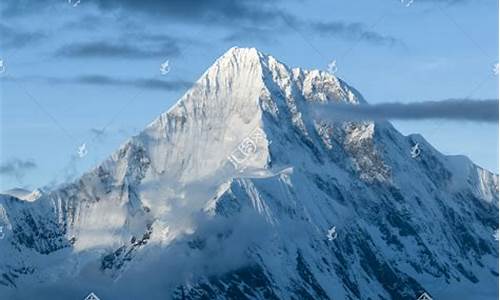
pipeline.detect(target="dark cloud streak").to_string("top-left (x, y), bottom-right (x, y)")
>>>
top-left (93, 0), bottom-right (279, 25)
top-left (311, 21), bottom-right (400, 46)
top-left (72, 75), bottom-right (193, 91)
top-left (312, 99), bottom-right (499, 123)
top-left (3, 75), bottom-right (193, 91)
top-left (54, 40), bottom-right (180, 59)
top-left (1, 0), bottom-right (279, 25)
top-left (0, 23), bottom-right (45, 49)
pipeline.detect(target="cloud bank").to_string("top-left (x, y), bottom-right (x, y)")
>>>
top-left (2, 0), bottom-right (399, 49)
top-left (0, 206), bottom-right (273, 300)
top-left (312, 99), bottom-right (499, 123)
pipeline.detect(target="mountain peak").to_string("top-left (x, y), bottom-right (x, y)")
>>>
top-left (223, 46), bottom-right (263, 58)
top-left (211, 47), bottom-right (265, 70)
top-left (136, 48), bottom-right (369, 184)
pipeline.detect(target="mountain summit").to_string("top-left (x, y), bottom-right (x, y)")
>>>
top-left (0, 47), bottom-right (498, 300)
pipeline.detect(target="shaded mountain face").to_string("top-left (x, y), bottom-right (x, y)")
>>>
top-left (0, 47), bottom-right (498, 300)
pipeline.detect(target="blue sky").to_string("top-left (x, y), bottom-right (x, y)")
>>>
top-left (0, 0), bottom-right (498, 191)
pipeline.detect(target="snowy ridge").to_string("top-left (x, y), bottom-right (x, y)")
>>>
top-left (0, 47), bottom-right (497, 300)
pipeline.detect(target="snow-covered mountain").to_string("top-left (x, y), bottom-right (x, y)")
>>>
top-left (0, 47), bottom-right (498, 300)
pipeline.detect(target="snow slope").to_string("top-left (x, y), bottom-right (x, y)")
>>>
top-left (0, 47), bottom-right (497, 300)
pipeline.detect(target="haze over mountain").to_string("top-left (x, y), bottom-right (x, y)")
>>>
top-left (0, 47), bottom-right (498, 300)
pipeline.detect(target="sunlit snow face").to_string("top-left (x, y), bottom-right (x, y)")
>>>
top-left (72, 201), bottom-right (128, 251)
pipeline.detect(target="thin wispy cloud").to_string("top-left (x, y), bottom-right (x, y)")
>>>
top-left (88, 127), bottom-right (134, 143)
top-left (312, 99), bottom-right (499, 123)
top-left (0, 158), bottom-right (37, 181)
top-left (71, 75), bottom-right (193, 91)
top-left (92, 0), bottom-right (280, 25)
top-left (3, 75), bottom-right (193, 91)
top-left (0, 23), bottom-right (45, 49)
top-left (89, 128), bottom-right (107, 142)
top-left (266, 10), bottom-right (401, 47)
top-left (54, 40), bottom-right (180, 59)
top-left (310, 21), bottom-right (400, 46)
top-left (223, 26), bottom-right (279, 43)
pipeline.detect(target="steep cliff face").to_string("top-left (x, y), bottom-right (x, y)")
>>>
top-left (0, 47), bottom-right (497, 300)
